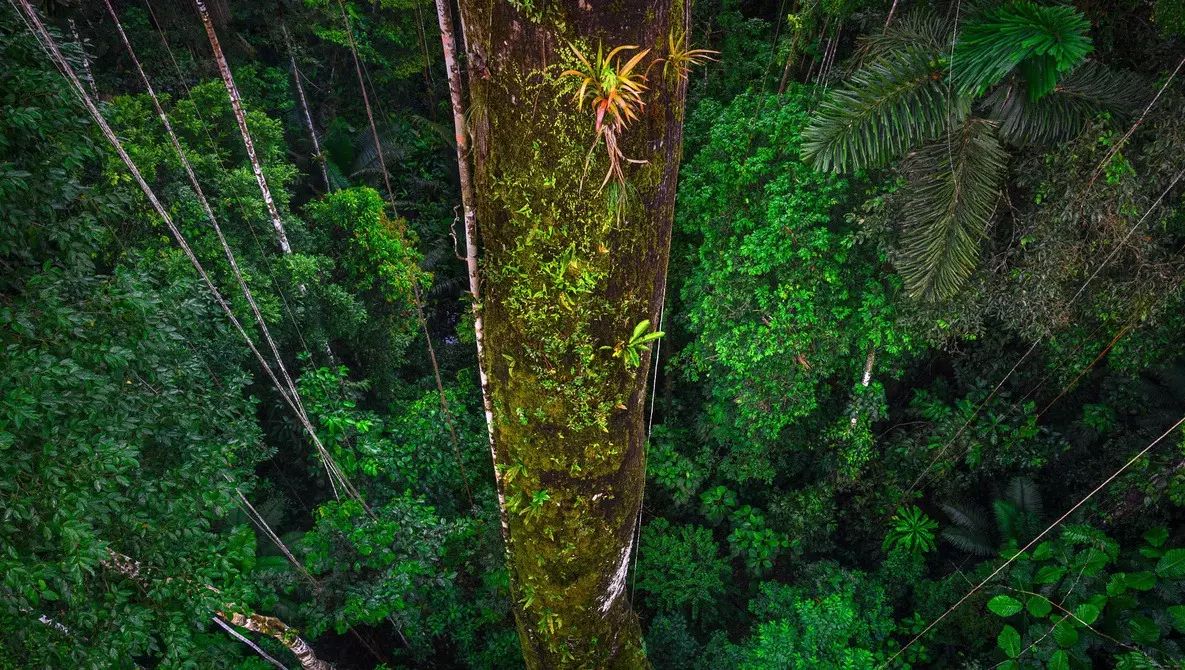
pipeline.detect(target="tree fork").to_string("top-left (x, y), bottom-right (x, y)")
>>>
top-left (454, 0), bottom-right (691, 666)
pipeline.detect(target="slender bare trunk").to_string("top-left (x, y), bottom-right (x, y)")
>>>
top-left (211, 617), bottom-right (290, 670)
top-left (433, 0), bottom-right (506, 540)
top-left (68, 19), bottom-right (97, 98)
top-left (195, 0), bottom-right (293, 254)
top-left (104, 0), bottom-right (304, 420)
top-left (851, 347), bottom-right (877, 427)
top-left (282, 23), bottom-right (330, 193)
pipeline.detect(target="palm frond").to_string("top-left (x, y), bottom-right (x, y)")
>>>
top-left (985, 63), bottom-right (1148, 146)
top-left (1005, 476), bottom-right (1043, 518)
top-left (351, 126), bottom-right (410, 178)
top-left (993, 499), bottom-right (1020, 541)
top-left (952, 1), bottom-right (1092, 100)
top-left (802, 47), bottom-right (968, 173)
top-left (896, 117), bottom-right (1006, 301)
top-left (856, 11), bottom-right (954, 65)
top-left (325, 158), bottom-right (350, 191)
top-left (940, 502), bottom-right (991, 532)
top-left (942, 525), bottom-right (996, 556)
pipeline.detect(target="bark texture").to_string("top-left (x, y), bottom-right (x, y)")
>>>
top-left (454, 1), bottom-right (691, 666)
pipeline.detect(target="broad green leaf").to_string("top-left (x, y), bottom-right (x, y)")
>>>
top-left (630, 319), bottom-right (652, 341)
top-left (1049, 649), bottom-right (1070, 670)
top-left (1052, 619), bottom-right (1079, 647)
top-left (998, 624), bottom-right (1022, 657)
top-left (988, 594), bottom-right (1024, 617)
top-left (1143, 526), bottom-right (1168, 547)
top-left (1032, 541), bottom-right (1052, 561)
top-left (1074, 603), bottom-right (1101, 626)
top-left (1106, 573), bottom-right (1127, 596)
top-left (1156, 548), bottom-right (1185, 579)
top-left (1026, 595), bottom-right (1052, 618)
top-left (1035, 565), bottom-right (1067, 584)
top-left (1124, 571), bottom-right (1156, 591)
top-left (1128, 615), bottom-right (1160, 644)
top-left (1168, 605), bottom-right (1185, 634)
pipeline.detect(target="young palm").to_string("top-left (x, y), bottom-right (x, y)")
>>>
top-left (802, 3), bottom-right (1146, 301)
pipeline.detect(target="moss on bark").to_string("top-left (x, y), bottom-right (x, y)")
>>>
top-left (456, 0), bottom-right (690, 666)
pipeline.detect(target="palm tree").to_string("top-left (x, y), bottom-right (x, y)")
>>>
top-left (941, 475), bottom-right (1045, 555)
top-left (802, 4), bottom-right (1146, 301)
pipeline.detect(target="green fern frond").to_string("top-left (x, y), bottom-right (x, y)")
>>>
top-left (985, 63), bottom-right (1146, 146)
top-left (802, 47), bottom-right (968, 173)
top-left (855, 11), bottom-right (954, 65)
top-left (896, 117), bottom-right (1006, 301)
top-left (952, 2), bottom-right (1092, 100)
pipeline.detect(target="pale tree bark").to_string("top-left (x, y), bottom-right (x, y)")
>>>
top-left (68, 19), bottom-right (97, 98)
top-left (851, 347), bottom-right (877, 427)
top-left (195, 0), bottom-right (293, 255)
top-left (454, 1), bottom-right (692, 666)
top-left (221, 612), bottom-right (329, 670)
top-left (281, 22), bottom-right (330, 193)
top-left (100, 550), bottom-right (330, 670)
top-left (433, 0), bottom-right (507, 541)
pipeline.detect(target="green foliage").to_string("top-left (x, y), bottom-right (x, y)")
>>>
top-left (883, 506), bottom-right (939, 553)
top-left (679, 88), bottom-right (912, 481)
top-left (0, 18), bottom-right (267, 664)
top-left (897, 117), bottom-right (1006, 300)
top-left (951, 2), bottom-right (1092, 100)
top-left (801, 46), bottom-right (963, 173)
top-left (636, 519), bottom-right (731, 619)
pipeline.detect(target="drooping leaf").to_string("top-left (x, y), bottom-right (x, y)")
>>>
top-left (985, 62), bottom-right (1147, 146)
top-left (896, 117), bottom-right (1006, 301)
top-left (802, 47), bottom-right (968, 173)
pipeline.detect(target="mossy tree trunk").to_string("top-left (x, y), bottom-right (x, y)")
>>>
top-left (455, 1), bottom-right (690, 667)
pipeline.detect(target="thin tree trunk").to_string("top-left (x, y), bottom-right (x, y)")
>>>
top-left (101, 549), bottom-right (329, 670)
top-left (211, 618), bottom-right (290, 670)
top-left (433, 0), bottom-right (507, 542)
top-left (221, 612), bottom-right (330, 670)
top-left (455, 1), bottom-right (691, 666)
top-left (195, 0), bottom-right (293, 255)
top-left (68, 19), bottom-right (97, 98)
top-left (282, 23), bottom-right (331, 193)
top-left (851, 347), bottom-right (877, 427)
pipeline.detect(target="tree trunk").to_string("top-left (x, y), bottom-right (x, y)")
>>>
top-left (455, 1), bottom-right (691, 666)
top-left (195, 0), bottom-right (293, 255)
